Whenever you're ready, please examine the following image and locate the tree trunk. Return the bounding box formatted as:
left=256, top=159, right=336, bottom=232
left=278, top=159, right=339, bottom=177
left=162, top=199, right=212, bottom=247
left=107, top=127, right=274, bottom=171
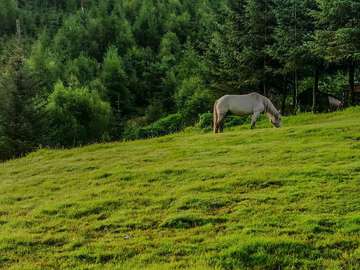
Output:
left=353, top=63, right=357, bottom=105
left=293, top=70, right=298, bottom=113
left=348, top=61, right=355, bottom=107
left=281, top=76, right=287, bottom=114
left=312, top=68, right=319, bottom=113
left=263, top=81, right=267, bottom=97
left=16, top=19, right=21, bottom=42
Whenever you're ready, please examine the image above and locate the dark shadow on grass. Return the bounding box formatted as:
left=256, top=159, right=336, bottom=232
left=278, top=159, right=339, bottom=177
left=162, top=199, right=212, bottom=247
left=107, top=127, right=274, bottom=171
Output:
left=211, top=240, right=324, bottom=270
left=160, top=214, right=226, bottom=229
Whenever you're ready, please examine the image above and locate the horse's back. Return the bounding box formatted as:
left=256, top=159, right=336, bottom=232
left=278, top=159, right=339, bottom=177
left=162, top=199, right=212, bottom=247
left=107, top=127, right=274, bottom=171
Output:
left=217, top=93, right=262, bottom=102
left=216, top=93, right=265, bottom=114
left=328, top=95, right=341, bottom=105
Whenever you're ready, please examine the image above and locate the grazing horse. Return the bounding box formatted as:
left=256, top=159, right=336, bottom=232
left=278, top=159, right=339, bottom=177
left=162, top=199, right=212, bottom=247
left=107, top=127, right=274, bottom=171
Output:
left=328, top=95, right=343, bottom=111
left=213, top=93, right=282, bottom=133
left=298, top=89, right=343, bottom=112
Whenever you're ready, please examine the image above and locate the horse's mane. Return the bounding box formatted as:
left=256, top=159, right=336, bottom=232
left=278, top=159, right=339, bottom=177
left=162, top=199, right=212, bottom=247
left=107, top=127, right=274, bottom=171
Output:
left=263, top=97, right=280, bottom=118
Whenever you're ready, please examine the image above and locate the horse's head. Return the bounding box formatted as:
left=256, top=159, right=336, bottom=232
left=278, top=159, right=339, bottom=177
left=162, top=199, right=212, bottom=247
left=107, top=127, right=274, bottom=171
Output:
left=265, top=98, right=282, bottom=128
left=338, top=101, right=344, bottom=110
left=270, top=113, right=282, bottom=128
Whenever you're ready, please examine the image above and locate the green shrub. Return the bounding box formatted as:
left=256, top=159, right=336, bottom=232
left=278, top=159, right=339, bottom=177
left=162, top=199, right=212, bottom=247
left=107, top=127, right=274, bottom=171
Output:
left=46, top=82, right=111, bottom=147
left=197, top=112, right=213, bottom=129
left=123, top=113, right=185, bottom=140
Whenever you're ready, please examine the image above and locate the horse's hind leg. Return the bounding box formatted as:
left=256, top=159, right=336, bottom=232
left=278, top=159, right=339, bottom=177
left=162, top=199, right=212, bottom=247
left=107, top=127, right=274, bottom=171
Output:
left=217, top=112, right=226, bottom=133
left=214, top=122, right=219, bottom=133
left=251, top=112, right=260, bottom=129
left=218, top=121, right=224, bottom=133
left=216, top=122, right=221, bottom=133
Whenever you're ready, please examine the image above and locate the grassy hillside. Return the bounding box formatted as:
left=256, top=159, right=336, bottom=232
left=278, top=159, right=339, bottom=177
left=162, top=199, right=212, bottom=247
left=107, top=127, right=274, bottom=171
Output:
left=0, top=108, right=360, bottom=270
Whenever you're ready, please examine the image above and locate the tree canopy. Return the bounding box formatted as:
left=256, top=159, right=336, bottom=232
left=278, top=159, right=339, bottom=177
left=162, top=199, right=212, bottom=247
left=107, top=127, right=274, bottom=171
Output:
left=0, top=0, right=359, bottom=160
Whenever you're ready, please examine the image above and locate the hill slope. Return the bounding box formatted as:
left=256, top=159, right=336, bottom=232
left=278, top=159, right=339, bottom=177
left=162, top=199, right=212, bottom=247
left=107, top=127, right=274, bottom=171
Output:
left=0, top=108, right=360, bottom=270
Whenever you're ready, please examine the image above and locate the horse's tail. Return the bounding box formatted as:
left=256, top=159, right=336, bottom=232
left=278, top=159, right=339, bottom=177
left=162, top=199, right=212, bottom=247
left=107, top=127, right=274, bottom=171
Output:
left=213, top=100, right=218, bottom=133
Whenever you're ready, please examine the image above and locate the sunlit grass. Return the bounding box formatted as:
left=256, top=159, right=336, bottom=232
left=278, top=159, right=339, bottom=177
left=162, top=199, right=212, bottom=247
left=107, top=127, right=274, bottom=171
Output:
left=0, top=107, right=359, bottom=269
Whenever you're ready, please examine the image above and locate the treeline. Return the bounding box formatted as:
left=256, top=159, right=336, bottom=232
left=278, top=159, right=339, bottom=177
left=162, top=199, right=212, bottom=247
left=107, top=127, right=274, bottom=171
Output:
left=0, top=0, right=359, bottom=160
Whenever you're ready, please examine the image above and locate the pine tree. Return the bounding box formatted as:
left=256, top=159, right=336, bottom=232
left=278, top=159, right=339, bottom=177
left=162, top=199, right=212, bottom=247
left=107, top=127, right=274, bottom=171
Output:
left=133, top=0, right=163, bottom=50
left=206, top=2, right=247, bottom=95
left=0, top=0, right=18, bottom=36
left=270, top=0, right=317, bottom=111
left=314, top=0, right=360, bottom=105
left=101, top=46, right=131, bottom=137
left=206, top=0, right=277, bottom=96
left=241, top=0, right=276, bottom=96
left=0, top=46, right=42, bottom=160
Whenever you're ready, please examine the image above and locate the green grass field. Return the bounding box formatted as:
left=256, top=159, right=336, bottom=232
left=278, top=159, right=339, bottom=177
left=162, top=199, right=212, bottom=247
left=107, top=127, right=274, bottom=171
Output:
left=0, top=108, right=360, bottom=270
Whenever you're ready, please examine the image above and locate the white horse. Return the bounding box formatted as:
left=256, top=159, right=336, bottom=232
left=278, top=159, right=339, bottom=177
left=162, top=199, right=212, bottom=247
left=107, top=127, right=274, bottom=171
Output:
left=328, top=95, right=343, bottom=111
left=213, top=92, right=282, bottom=133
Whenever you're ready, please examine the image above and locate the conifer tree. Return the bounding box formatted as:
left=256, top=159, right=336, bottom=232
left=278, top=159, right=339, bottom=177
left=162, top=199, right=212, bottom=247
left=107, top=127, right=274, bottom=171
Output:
left=206, top=2, right=247, bottom=95
left=0, top=46, right=42, bottom=160
left=0, top=0, right=18, bottom=36
left=241, top=0, right=276, bottom=96
left=101, top=46, right=131, bottom=136
left=270, top=0, right=317, bottom=110
left=314, top=0, right=360, bottom=105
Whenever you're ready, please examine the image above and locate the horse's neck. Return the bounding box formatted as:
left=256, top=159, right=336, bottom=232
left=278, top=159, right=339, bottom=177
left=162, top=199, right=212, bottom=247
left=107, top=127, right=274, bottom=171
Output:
left=264, top=98, right=279, bottom=117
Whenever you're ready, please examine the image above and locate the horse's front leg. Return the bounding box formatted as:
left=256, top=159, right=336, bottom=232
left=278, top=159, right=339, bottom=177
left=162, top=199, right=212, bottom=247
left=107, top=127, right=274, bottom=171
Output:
left=251, top=112, right=261, bottom=129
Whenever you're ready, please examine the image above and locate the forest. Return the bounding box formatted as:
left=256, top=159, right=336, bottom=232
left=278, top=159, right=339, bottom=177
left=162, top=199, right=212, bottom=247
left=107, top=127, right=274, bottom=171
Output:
left=0, top=0, right=359, bottom=160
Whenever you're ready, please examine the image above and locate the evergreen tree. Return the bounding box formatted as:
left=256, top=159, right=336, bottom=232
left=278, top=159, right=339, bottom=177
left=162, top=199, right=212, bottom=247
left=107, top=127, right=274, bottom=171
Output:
left=133, top=0, right=163, bottom=50
left=270, top=0, right=317, bottom=110
left=26, top=37, right=61, bottom=94
left=0, top=46, right=42, bottom=160
left=207, top=0, right=277, bottom=96
left=101, top=46, right=131, bottom=136
left=314, top=0, right=360, bottom=105
left=0, top=0, right=18, bottom=36
left=64, top=54, right=98, bottom=87
left=206, top=3, right=247, bottom=95
left=157, top=32, right=182, bottom=112
left=241, top=0, right=276, bottom=96
left=123, top=46, right=157, bottom=109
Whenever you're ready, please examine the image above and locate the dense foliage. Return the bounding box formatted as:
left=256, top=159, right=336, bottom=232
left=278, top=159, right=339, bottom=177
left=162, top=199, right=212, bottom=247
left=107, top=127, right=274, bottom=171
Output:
left=0, top=0, right=359, bottom=159
left=46, top=82, right=112, bottom=147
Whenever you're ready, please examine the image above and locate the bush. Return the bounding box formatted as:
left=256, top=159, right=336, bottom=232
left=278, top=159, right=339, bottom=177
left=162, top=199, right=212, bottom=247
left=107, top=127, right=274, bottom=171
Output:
left=46, top=82, right=112, bottom=147
left=123, top=113, right=185, bottom=140
left=196, top=112, right=213, bottom=130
